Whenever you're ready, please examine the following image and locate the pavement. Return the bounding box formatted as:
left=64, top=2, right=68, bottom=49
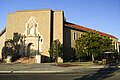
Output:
left=0, top=62, right=120, bottom=74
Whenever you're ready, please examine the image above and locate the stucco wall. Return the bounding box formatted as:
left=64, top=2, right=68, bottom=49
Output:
left=6, top=10, right=52, bottom=57
left=0, top=31, right=6, bottom=59
left=63, top=27, right=71, bottom=60
left=71, top=29, right=84, bottom=48
left=63, top=26, right=84, bottom=61
left=111, top=38, right=119, bottom=52
left=53, top=11, right=63, bottom=44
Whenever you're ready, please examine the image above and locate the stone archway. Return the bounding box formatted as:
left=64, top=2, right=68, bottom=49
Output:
left=27, top=43, right=35, bottom=57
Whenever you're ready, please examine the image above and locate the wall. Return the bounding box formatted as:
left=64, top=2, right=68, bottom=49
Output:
left=63, top=27, right=71, bottom=61
left=0, top=31, right=6, bottom=59
left=111, top=38, right=119, bottom=52
left=63, top=26, right=84, bottom=61
left=5, top=10, right=52, bottom=57
left=53, top=11, right=64, bottom=44
left=71, top=29, right=84, bottom=48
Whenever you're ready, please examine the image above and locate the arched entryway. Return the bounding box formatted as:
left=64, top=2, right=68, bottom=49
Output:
left=27, top=43, right=36, bottom=57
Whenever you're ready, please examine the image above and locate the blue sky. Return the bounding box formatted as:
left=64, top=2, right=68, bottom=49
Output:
left=0, top=0, right=120, bottom=40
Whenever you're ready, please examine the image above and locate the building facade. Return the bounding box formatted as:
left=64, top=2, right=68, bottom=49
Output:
left=0, top=9, right=119, bottom=62
left=64, top=22, right=119, bottom=60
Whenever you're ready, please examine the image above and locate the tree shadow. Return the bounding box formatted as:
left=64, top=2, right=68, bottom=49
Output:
left=74, top=65, right=119, bottom=80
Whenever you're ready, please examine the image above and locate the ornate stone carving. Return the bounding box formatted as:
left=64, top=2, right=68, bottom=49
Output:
left=25, top=16, right=38, bottom=36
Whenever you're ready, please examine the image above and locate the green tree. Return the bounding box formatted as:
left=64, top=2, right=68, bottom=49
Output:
left=13, top=33, right=22, bottom=54
left=75, top=31, right=114, bottom=62
left=2, top=33, right=22, bottom=61
left=48, top=39, right=62, bottom=64
left=3, top=39, right=15, bottom=58
left=75, top=39, right=86, bottom=61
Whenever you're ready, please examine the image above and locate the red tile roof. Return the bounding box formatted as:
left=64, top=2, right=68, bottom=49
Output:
left=64, top=22, right=118, bottom=39
left=118, top=42, right=120, bottom=45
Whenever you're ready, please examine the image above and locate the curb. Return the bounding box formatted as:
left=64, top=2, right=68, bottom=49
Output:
left=0, top=71, right=12, bottom=73
left=84, top=66, right=120, bottom=68
left=13, top=71, right=64, bottom=73
left=0, top=70, right=64, bottom=74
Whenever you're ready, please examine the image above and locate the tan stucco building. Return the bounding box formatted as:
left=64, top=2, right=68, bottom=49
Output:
left=0, top=9, right=119, bottom=62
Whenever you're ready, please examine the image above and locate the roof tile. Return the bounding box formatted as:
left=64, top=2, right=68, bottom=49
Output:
left=64, top=22, right=117, bottom=39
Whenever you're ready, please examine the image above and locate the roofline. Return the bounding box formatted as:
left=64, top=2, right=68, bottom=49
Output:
left=64, top=22, right=118, bottom=39
left=0, top=27, right=6, bottom=37
left=7, top=9, right=64, bottom=15
left=16, top=9, right=52, bottom=12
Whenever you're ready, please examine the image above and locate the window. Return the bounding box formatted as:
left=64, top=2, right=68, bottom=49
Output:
left=73, top=32, right=76, bottom=40
left=76, top=33, right=78, bottom=39
left=73, top=32, right=78, bottom=40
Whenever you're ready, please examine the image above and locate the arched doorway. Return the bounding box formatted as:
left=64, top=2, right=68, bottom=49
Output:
left=27, top=43, right=36, bottom=57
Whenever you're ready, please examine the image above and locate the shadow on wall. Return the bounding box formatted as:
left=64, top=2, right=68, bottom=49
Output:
left=41, top=55, right=50, bottom=63
left=63, top=27, right=71, bottom=61
left=1, top=32, right=50, bottom=63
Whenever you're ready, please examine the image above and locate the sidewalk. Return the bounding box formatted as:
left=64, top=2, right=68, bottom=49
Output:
left=0, top=62, right=119, bottom=73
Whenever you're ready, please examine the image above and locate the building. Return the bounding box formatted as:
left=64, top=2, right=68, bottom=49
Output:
left=0, top=9, right=119, bottom=62
left=64, top=22, right=119, bottom=60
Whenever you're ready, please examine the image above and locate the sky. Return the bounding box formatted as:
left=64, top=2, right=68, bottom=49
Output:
left=0, top=0, right=120, bottom=40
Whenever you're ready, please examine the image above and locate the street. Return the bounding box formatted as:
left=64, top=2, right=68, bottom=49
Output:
left=1, top=67, right=120, bottom=80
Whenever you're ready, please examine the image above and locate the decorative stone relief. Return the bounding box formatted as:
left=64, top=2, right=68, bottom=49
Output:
left=23, top=16, right=44, bottom=57
left=25, top=16, right=38, bottom=36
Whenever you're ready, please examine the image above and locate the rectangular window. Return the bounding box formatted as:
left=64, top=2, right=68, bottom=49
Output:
left=73, top=32, right=76, bottom=40
left=73, top=32, right=78, bottom=40
left=76, top=33, right=78, bottom=39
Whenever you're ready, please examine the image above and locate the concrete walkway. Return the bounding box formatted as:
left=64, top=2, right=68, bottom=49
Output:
left=0, top=62, right=120, bottom=73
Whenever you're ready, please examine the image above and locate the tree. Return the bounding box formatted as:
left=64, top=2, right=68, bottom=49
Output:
left=13, top=33, right=22, bottom=54
left=48, top=39, right=62, bottom=64
left=3, top=39, right=15, bottom=58
left=75, top=39, right=86, bottom=61
left=2, top=33, right=22, bottom=61
left=75, top=31, right=114, bottom=62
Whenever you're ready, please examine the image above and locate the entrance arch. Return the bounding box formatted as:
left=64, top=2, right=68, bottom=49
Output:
left=27, top=43, right=35, bottom=57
